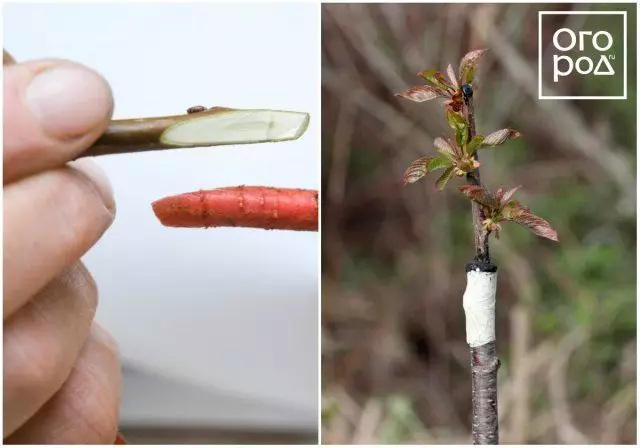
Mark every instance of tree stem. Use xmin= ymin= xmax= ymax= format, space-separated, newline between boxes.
xmin=470 ymin=340 xmax=500 ymax=444
xmin=465 ymin=99 xmax=489 ymax=261
xmin=464 ymin=95 xmax=500 ymax=445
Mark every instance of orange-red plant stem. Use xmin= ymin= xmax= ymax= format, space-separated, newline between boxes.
xmin=152 ymin=186 xmax=318 ymax=231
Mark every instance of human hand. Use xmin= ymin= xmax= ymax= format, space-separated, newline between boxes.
xmin=3 ymin=54 xmax=122 ymax=443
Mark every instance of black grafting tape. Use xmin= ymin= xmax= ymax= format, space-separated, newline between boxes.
xmin=466 ymin=259 xmax=498 ymax=273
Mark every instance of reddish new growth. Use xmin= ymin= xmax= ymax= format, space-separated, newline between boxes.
xmin=152 ymin=186 xmax=318 ymax=231
xmin=403 ymin=133 xmax=480 ymax=189
xmin=395 ymin=49 xmax=487 ymax=112
xmin=459 ymin=185 xmax=559 ymax=242
xmin=403 ymin=109 xmax=522 ymax=190
xmin=396 ymin=48 xmax=558 ymax=244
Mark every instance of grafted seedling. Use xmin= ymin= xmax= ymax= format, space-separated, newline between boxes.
xmin=397 ymin=49 xmax=558 ymax=445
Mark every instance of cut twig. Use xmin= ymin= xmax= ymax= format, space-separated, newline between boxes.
xmin=83 ymin=107 xmax=310 ymax=157
xmin=3 ymin=49 xmax=310 ymax=159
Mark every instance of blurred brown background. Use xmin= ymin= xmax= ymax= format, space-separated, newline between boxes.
xmin=321 ymin=3 xmax=636 ymax=444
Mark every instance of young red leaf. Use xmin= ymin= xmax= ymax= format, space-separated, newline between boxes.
xmin=395 ymin=86 xmax=444 ymax=102
xmin=459 ymin=48 xmax=487 ymax=84
xmin=403 ymin=157 xmax=434 ymax=184
xmin=435 ymin=166 xmax=456 ymax=190
xmin=444 ymin=93 xmax=464 ymax=113
xmin=446 ymin=64 xmax=458 ymax=88
xmin=504 ymin=205 xmax=559 ymax=242
xmin=434 ymin=71 xmax=453 ymax=90
xmin=459 ymin=185 xmax=500 ymax=209
xmin=482 ymin=129 xmax=521 ymax=147
xmin=462 ymin=183 xmax=559 ymax=243
xmin=434 ymin=137 xmax=456 ymax=158
xmin=500 ymin=185 xmax=522 ymax=205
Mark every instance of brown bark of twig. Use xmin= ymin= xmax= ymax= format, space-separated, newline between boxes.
xmin=469 ymin=339 xmax=500 ymax=444
xmin=465 ymin=99 xmax=489 ymax=261
xmin=465 ymin=94 xmax=500 ymax=445
xmin=83 ymin=107 xmax=234 ymax=157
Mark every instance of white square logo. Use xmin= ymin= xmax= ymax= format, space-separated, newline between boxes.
xmin=538 ymin=11 xmax=627 ymax=100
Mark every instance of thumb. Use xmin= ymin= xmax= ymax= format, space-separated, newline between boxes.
xmin=3 ymin=58 xmax=114 ymax=183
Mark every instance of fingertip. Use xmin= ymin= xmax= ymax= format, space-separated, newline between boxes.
xmin=3 ymin=59 xmax=115 ymax=182
xmin=25 ymin=62 xmax=114 ymax=141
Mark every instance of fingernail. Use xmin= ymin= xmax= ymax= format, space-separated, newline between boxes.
xmin=26 ymin=64 xmax=113 ymax=140
xmin=70 ymin=159 xmax=116 ymax=214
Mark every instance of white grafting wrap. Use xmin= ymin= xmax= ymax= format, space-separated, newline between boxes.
xmin=462 ymin=270 xmax=498 ymax=347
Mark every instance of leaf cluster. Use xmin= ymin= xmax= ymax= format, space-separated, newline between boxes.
xmin=395 ymin=48 xmax=487 ymax=113
xmin=396 ymin=49 xmax=558 ymax=243
xmin=459 ymin=185 xmax=559 ymax=242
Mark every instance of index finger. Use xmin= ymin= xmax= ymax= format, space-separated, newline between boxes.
xmin=3 ymin=58 xmax=114 ymax=183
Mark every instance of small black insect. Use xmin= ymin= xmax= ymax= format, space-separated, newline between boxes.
xmin=461 ymin=83 xmax=473 ymax=105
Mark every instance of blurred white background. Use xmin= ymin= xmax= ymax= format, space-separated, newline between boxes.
xmin=4 ymin=2 xmax=318 ymax=442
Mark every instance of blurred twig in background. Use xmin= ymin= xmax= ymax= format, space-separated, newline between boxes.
xmin=321 ymin=3 xmax=636 ymax=444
